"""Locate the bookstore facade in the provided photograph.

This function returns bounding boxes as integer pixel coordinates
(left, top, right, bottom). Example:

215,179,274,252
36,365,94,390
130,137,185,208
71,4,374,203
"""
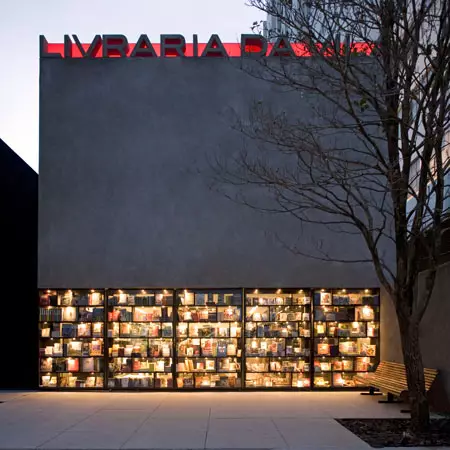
39,288,380,389
39,47,392,391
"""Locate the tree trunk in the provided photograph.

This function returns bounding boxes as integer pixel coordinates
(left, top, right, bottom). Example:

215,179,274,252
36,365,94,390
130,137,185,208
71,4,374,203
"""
398,316,430,432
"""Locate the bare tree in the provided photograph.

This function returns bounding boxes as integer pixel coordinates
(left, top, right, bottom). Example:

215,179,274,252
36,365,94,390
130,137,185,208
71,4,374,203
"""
211,0,450,431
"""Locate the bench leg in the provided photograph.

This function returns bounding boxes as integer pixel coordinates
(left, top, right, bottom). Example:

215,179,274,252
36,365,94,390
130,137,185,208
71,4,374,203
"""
361,387,382,396
378,393,403,404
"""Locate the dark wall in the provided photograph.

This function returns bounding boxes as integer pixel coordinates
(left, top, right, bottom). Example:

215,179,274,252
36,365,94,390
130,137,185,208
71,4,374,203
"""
380,266,450,412
39,58,386,289
0,139,38,389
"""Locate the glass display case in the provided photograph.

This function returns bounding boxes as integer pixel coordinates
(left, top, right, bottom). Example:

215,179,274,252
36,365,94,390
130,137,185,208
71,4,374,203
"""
313,289,380,388
39,287,380,390
38,289,105,388
106,289,174,389
175,290,242,388
244,290,311,388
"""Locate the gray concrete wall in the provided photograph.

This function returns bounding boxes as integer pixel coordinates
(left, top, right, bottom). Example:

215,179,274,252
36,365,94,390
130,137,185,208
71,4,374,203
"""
379,265,450,411
380,288,403,363
418,262,450,410
39,57,384,289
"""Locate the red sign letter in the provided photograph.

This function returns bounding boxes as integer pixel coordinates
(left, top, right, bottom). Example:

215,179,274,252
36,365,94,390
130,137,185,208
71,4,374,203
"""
201,34,228,58
130,35,157,58
269,37,295,57
241,34,268,57
161,34,186,57
102,34,129,58
40,36,62,58
72,35,102,58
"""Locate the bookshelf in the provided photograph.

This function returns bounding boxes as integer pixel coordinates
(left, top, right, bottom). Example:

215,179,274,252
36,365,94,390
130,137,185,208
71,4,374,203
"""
244,290,312,388
106,289,174,389
38,289,105,388
38,287,380,390
175,290,243,388
313,289,380,388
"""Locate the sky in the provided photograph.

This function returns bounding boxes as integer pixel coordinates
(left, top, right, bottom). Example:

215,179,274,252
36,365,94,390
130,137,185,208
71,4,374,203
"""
0,0,265,172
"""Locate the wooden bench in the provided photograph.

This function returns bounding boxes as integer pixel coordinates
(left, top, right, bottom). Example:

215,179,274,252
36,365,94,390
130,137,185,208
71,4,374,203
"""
354,361,438,407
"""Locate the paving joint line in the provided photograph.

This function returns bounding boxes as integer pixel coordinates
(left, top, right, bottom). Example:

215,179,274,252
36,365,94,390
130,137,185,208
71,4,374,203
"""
119,394,168,449
203,407,212,449
270,417,290,450
35,404,106,449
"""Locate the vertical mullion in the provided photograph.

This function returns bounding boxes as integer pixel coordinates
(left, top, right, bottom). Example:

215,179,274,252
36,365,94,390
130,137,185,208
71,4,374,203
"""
103,289,108,391
172,289,178,390
241,288,245,390
309,288,314,390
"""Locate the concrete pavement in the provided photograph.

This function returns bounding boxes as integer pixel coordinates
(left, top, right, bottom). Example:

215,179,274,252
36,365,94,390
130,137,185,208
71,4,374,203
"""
0,391,441,449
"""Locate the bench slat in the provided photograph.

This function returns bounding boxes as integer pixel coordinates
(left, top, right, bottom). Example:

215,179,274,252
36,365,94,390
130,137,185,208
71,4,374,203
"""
357,361,438,398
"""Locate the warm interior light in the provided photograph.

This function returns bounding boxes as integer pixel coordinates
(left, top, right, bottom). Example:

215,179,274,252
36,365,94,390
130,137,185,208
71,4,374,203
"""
91,289,95,293
362,305,372,318
276,289,282,294
321,289,325,292
365,289,369,293
163,289,168,294
141,290,146,294
298,290,303,293
342,289,346,293
254,289,258,294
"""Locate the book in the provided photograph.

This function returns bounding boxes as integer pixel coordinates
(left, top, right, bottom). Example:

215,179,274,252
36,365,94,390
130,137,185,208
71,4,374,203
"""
120,323,131,336
61,291,73,306
93,322,103,337
320,292,332,305
78,308,93,321
195,293,207,305
62,307,77,322
227,343,236,356
85,376,96,387
82,357,95,372
67,358,79,372
62,324,76,338
41,358,53,371
89,292,102,306
41,327,51,338
90,340,102,356
53,343,63,356
78,323,91,337
93,308,104,321
317,343,330,355
51,323,61,337
217,342,227,357
356,306,375,321
68,341,82,356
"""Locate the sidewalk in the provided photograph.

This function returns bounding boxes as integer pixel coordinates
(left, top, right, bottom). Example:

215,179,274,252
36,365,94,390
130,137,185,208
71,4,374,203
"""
0,391,438,449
